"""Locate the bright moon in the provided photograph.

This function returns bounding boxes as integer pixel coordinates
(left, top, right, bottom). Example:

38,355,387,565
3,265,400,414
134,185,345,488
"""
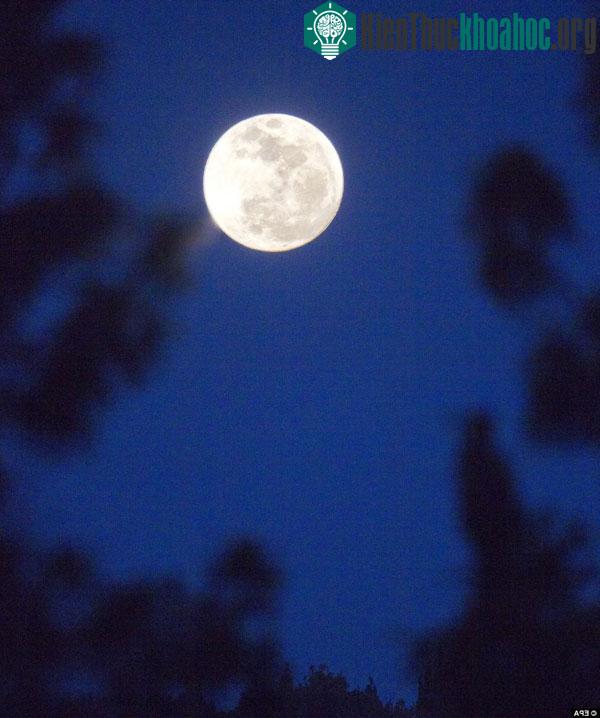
203,114,343,252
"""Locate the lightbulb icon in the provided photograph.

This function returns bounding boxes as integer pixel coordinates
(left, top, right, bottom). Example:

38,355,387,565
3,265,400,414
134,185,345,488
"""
312,6,352,60
304,2,356,61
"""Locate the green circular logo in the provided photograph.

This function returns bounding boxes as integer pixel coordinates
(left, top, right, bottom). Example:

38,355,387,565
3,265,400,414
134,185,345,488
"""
304,2,356,60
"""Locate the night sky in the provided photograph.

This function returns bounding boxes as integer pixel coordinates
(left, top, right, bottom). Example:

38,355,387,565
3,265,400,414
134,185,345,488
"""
19,0,600,701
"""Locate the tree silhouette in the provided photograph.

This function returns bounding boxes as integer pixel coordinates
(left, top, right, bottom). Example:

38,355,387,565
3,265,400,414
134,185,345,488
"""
0,0,192,460
467,147,572,306
464,49,600,444
414,413,600,718
10,4,600,716
0,534,283,717
0,7,417,716
0,4,294,716
466,142,600,443
413,50,600,712
233,664,413,718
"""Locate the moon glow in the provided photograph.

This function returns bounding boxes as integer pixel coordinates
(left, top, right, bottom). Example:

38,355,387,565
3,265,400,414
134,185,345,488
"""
203,114,343,252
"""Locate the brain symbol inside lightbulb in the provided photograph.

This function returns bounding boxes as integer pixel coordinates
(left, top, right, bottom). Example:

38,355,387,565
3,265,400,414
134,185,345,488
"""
314,11,347,60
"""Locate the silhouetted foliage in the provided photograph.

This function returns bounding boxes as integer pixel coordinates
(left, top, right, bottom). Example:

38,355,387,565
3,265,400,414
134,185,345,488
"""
414,414,600,718
4,3,598,717
0,6,414,717
0,533,284,717
232,665,413,718
467,147,572,306
527,324,600,442
466,135,600,442
0,0,191,456
0,531,418,716
0,3,291,716
414,38,600,714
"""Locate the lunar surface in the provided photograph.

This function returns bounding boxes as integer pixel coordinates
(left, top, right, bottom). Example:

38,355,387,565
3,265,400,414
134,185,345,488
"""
203,114,343,251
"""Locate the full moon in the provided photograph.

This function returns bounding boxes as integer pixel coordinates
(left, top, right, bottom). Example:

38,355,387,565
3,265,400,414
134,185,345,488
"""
203,114,343,252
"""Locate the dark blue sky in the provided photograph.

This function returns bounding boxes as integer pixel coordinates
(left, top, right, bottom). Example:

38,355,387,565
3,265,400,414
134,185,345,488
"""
20,0,600,701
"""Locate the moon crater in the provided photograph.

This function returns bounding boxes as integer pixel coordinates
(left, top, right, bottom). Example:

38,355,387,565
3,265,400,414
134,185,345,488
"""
203,114,344,251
